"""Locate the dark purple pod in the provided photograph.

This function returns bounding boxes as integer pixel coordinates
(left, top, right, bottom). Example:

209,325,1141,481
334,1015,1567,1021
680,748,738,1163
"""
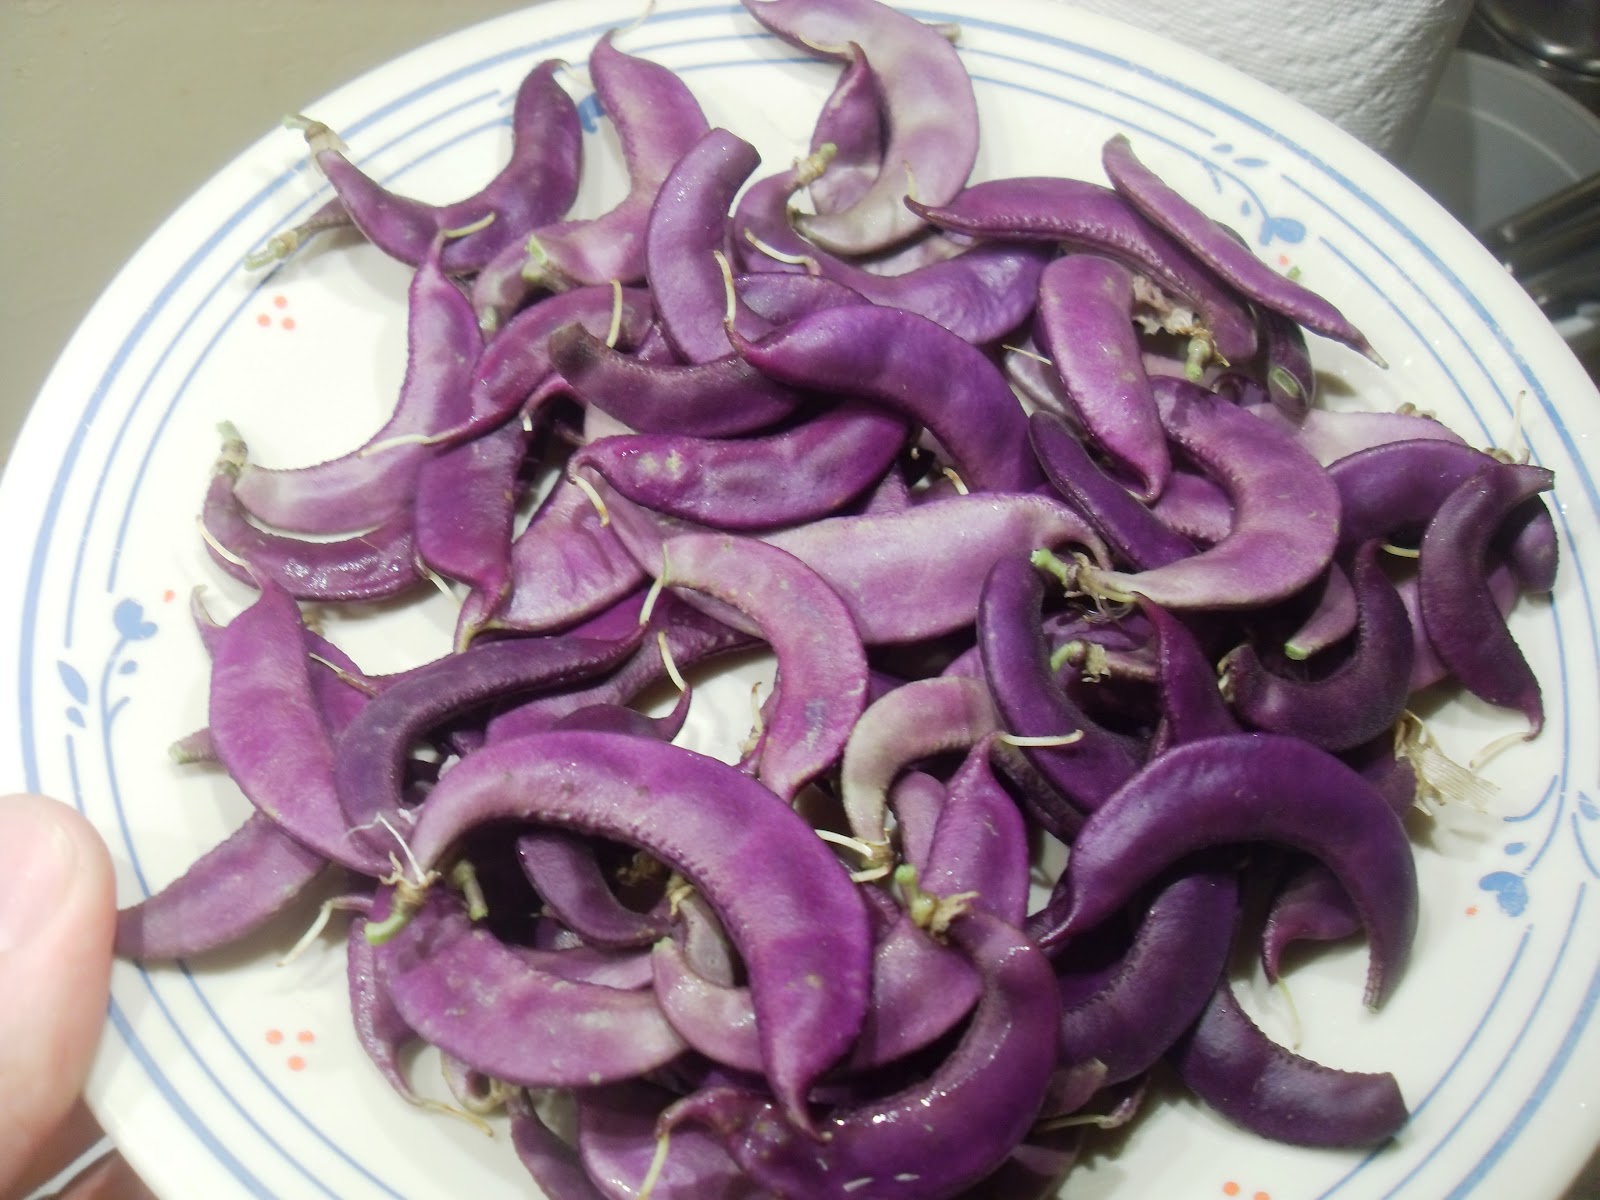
347,909,422,1108
922,736,1031,927
576,1081,767,1200
1418,462,1553,733
1037,732,1418,1009
909,178,1259,364
517,830,670,949
507,1091,609,1200
977,555,1144,816
740,0,978,255
402,730,872,1133
1142,599,1239,755
1221,542,1414,752
1169,980,1408,1146
1029,409,1195,571
379,895,688,1087
1101,134,1379,362
1260,307,1315,415
569,402,907,532
1149,467,1233,546
1056,866,1238,1085
805,41,882,215
662,908,1059,1199
1034,254,1168,499
1078,379,1340,610
731,304,1041,493
1282,560,1358,661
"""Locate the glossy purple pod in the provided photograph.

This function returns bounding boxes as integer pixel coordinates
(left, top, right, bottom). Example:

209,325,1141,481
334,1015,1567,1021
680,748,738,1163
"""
1221,542,1415,752
922,736,1031,927
1149,467,1233,546
908,178,1259,364
1034,254,1168,499
732,304,1040,493
1056,866,1238,1085
805,41,882,215
379,895,688,1087
506,1091,609,1200
1169,980,1408,1146
1102,134,1379,363
576,1081,767,1200
1038,732,1418,1009
1078,379,1340,610
402,730,872,1132
569,402,907,532
1260,306,1315,415
740,0,978,255
662,908,1059,1199
233,242,483,534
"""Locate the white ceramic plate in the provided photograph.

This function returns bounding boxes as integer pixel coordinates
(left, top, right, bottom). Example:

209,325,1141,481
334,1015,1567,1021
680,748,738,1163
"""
2,1,1597,1196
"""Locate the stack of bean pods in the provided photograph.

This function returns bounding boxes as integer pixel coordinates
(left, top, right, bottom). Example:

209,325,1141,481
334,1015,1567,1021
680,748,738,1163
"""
118,0,1560,1196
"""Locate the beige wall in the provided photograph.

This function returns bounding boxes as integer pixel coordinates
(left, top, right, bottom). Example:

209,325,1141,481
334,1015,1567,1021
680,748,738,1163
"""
0,0,533,464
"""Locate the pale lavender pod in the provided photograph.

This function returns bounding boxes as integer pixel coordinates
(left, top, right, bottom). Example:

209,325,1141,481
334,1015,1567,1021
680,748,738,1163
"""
739,0,978,254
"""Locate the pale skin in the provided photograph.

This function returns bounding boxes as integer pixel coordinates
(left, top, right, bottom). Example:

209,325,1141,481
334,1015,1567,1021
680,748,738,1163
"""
0,794,151,1200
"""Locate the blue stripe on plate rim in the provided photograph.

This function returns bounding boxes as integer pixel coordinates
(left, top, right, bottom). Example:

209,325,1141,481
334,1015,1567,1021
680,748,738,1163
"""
12,3,1597,1194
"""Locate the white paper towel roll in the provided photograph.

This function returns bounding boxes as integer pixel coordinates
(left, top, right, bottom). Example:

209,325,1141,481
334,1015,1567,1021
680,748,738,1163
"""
1059,0,1474,155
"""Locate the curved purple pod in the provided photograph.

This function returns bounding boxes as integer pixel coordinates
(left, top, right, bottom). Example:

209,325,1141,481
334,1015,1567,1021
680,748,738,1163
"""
379,897,688,1087
1327,438,1558,591
977,555,1143,816
603,489,1104,645
806,41,882,215
732,305,1040,493
1418,462,1554,733
1221,543,1415,752
1142,599,1239,755
576,1082,768,1200
1039,732,1418,1009
1149,467,1233,546
735,170,1051,345
1102,135,1379,363
1029,410,1195,573
909,178,1258,364
517,831,670,949
1260,307,1315,415
1400,561,1520,694
333,630,646,853
839,674,999,853
1034,254,1168,499
1078,379,1340,610
291,60,581,274
740,0,977,255
1169,979,1408,1146
662,908,1059,1199
507,1091,609,1200
208,579,391,874
489,475,648,636
113,812,330,960
653,532,871,801
569,403,906,532
347,908,422,1107
923,737,1031,927
1057,867,1238,1085
202,443,423,604
651,936,765,1073
1283,560,1358,661
234,244,483,534
890,769,946,871
1246,400,1466,466
523,33,711,289
415,419,527,650
403,730,873,1132
645,128,763,363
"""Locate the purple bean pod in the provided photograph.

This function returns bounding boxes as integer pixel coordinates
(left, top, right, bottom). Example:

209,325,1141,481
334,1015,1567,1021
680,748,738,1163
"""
290,60,581,274
1221,542,1415,751
805,41,882,215
1260,307,1315,415
1102,134,1379,363
1418,461,1554,733
402,730,872,1133
507,1091,610,1200
576,1081,768,1200
1148,467,1233,546
1034,254,1169,499
234,240,484,534
922,736,1031,927
517,831,670,949
1036,732,1417,1009
739,0,978,255
1282,560,1358,661
1077,379,1340,610
1142,599,1239,755
661,908,1059,1199
1168,979,1408,1146
347,907,424,1107
909,178,1259,364
1246,400,1466,465
731,304,1041,493
569,402,907,532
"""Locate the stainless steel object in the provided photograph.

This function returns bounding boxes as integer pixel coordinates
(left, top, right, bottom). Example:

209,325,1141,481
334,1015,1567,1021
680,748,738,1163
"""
1468,1,1600,112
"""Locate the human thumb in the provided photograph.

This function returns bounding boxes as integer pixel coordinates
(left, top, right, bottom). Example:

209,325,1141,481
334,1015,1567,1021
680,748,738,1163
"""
0,794,115,1192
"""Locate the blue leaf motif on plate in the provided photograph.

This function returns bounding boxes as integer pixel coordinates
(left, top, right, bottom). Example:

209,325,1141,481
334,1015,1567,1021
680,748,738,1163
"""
113,599,158,641
1579,794,1597,821
577,92,605,134
1479,870,1529,917
1504,841,1527,855
58,661,89,705
1234,155,1268,168
1259,215,1306,246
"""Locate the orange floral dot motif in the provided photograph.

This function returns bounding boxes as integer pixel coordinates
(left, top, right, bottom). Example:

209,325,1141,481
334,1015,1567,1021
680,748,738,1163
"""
256,295,297,331
265,1028,315,1070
